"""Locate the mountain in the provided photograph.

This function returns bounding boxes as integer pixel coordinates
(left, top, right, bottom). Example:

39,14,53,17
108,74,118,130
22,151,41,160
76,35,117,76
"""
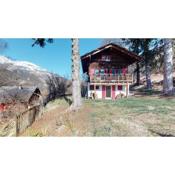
0,56,71,103
0,56,46,71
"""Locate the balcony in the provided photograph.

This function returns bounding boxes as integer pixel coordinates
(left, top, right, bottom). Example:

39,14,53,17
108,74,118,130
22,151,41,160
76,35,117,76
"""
90,74,133,84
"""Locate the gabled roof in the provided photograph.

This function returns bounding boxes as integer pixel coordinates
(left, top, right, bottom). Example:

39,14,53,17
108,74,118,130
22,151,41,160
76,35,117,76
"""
81,43,142,73
81,43,142,61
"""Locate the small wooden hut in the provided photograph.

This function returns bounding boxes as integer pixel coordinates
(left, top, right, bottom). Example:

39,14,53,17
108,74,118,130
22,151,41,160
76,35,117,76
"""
0,86,43,119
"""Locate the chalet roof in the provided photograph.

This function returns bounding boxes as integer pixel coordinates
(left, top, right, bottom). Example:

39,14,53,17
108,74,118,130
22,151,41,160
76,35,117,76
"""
0,86,41,104
81,43,143,73
81,43,142,60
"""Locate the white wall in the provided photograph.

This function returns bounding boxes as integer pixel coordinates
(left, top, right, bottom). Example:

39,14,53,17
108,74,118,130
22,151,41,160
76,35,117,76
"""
96,86,102,99
115,85,127,96
88,84,102,99
88,84,130,99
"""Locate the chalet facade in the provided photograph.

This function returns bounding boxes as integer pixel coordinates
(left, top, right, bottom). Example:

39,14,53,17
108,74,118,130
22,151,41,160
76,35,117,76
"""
81,43,142,99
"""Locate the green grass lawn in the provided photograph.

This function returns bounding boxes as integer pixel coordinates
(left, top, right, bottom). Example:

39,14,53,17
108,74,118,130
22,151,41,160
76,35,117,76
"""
89,97,175,115
84,97,175,136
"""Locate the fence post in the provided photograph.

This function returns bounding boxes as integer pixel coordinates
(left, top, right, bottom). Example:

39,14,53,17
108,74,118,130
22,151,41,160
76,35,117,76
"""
16,114,20,136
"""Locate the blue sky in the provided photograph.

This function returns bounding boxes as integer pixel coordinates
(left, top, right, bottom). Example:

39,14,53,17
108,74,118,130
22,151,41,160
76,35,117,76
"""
1,39,102,78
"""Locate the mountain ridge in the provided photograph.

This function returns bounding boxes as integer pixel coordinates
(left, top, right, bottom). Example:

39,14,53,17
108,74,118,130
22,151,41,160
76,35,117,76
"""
0,56,71,103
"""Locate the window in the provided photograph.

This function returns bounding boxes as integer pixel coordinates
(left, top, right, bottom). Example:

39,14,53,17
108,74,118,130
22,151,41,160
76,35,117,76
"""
90,85,94,90
96,86,100,90
100,69,104,74
90,85,99,90
118,85,123,91
95,69,99,75
101,55,111,62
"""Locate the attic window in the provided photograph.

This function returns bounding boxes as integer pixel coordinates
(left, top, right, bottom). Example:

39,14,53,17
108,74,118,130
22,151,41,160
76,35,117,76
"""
101,55,111,62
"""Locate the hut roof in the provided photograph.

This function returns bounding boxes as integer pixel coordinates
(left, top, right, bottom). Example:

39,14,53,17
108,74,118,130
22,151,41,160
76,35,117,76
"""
0,86,41,104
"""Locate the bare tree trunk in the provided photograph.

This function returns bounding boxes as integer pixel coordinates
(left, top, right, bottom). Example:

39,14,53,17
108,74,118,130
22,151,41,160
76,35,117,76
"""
136,63,140,86
163,39,174,95
70,38,82,110
145,59,152,90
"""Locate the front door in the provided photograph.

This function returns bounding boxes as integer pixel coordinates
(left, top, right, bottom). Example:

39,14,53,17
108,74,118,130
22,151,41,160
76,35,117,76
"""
106,86,111,98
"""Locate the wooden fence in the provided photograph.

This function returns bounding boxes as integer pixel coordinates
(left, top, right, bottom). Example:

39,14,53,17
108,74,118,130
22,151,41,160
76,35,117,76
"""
15,94,71,136
16,104,43,136
0,94,71,136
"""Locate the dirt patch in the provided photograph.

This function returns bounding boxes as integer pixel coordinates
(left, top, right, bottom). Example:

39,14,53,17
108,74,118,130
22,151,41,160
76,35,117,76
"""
22,99,69,136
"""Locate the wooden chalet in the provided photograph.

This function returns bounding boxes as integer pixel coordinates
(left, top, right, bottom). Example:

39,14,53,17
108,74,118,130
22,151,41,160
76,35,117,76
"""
81,43,142,99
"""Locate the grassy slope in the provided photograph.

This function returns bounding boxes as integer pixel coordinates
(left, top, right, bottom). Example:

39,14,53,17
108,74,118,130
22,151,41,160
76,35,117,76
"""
87,97,175,136
23,96,175,137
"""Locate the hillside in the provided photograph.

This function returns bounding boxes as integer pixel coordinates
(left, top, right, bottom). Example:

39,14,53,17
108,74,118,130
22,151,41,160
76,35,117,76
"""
0,56,71,103
22,97,175,137
132,57,175,91
151,57,175,85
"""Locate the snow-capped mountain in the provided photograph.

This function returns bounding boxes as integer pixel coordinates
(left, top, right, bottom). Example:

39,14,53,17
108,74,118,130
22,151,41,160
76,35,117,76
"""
0,56,71,103
0,56,47,72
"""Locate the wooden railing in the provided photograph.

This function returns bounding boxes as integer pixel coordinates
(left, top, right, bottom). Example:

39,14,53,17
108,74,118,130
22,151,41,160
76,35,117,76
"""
90,73,133,83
